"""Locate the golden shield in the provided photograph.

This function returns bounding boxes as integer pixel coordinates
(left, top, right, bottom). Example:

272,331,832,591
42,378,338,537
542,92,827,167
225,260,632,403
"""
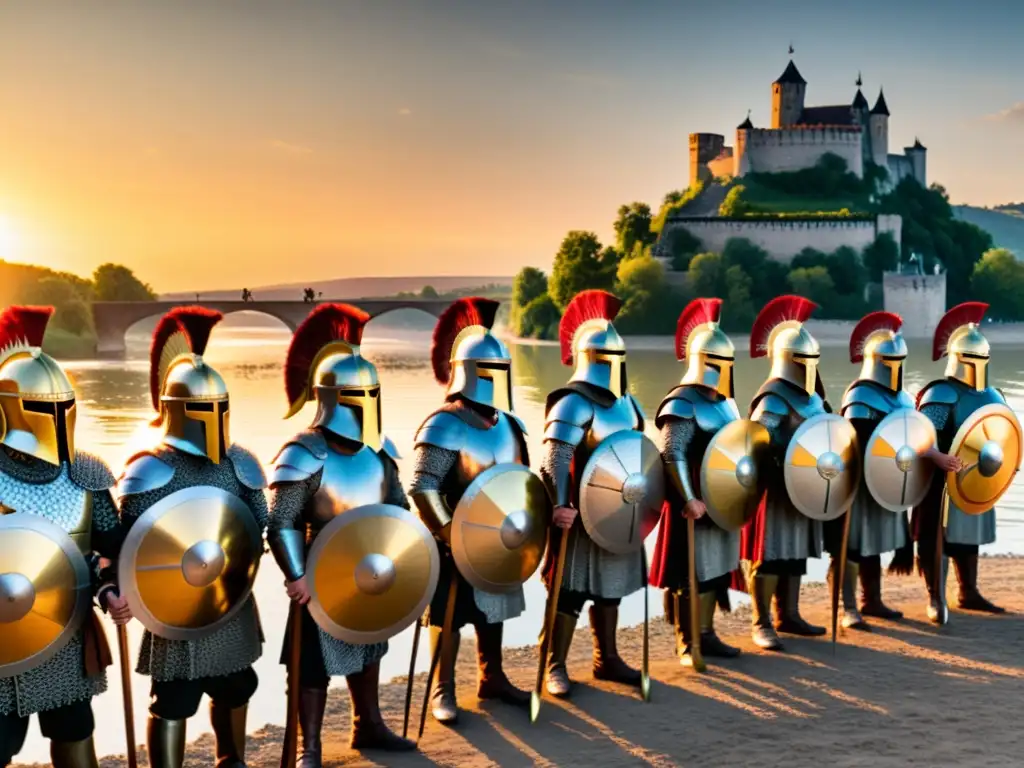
451,464,550,594
119,486,263,641
579,430,666,555
784,414,860,521
947,403,1023,515
0,513,92,678
864,408,937,512
699,419,770,531
306,503,439,644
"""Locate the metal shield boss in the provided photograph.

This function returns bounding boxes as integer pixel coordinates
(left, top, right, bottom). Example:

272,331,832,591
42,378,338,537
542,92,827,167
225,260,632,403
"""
864,408,937,512
306,504,439,644
451,464,550,594
946,402,1023,514
579,430,666,555
0,513,92,678
699,419,771,531
119,486,263,641
784,414,860,521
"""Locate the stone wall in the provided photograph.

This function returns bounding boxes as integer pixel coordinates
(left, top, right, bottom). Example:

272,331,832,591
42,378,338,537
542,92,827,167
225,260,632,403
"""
736,127,864,178
689,133,725,186
882,272,945,339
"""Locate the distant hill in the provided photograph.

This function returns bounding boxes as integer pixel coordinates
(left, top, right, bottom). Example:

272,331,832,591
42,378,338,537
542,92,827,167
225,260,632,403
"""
162,275,514,302
954,206,1024,257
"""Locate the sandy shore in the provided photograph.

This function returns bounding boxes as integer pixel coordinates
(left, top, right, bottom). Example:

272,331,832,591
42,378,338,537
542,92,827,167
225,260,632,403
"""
25,556,1024,768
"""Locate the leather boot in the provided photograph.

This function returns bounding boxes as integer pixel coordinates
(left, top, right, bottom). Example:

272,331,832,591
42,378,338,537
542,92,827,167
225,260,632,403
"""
297,686,326,768
775,575,826,636
859,555,902,620
147,716,186,768
954,553,1005,613
475,622,529,707
699,591,740,658
921,551,949,625
50,737,99,768
837,560,869,631
544,612,576,698
589,603,641,687
674,590,695,666
210,701,247,767
428,626,459,725
348,661,416,751
750,573,783,650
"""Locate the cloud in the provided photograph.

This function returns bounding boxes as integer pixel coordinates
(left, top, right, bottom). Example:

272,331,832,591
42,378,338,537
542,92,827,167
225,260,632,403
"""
398,108,412,117
268,139,314,155
983,102,1024,122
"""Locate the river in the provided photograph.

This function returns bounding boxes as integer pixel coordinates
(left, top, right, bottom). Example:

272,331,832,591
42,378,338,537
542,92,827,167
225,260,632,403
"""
14,312,1024,762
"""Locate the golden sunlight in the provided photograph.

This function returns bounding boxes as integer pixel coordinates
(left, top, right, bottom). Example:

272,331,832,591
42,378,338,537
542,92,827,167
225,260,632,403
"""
0,215,19,260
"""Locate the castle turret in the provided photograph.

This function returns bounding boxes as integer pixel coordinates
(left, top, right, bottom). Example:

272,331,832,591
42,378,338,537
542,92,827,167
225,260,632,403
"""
771,60,806,128
906,137,926,186
735,113,753,177
689,132,725,186
869,88,890,168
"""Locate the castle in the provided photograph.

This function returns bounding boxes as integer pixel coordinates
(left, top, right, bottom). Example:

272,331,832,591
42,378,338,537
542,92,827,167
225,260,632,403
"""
689,58,927,188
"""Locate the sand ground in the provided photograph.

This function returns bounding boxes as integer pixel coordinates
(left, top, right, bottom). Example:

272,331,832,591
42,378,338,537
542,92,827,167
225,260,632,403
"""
26,557,1024,768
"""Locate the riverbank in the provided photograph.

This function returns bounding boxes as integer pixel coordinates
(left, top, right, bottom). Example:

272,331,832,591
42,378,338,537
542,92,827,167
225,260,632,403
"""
51,556,1024,768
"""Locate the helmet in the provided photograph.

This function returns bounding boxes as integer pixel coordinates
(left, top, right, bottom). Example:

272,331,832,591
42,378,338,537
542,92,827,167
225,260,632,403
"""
675,298,734,398
0,306,76,466
284,303,382,449
431,298,512,413
850,311,907,391
150,307,228,463
750,295,820,395
559,290,626,398
933,302,990,391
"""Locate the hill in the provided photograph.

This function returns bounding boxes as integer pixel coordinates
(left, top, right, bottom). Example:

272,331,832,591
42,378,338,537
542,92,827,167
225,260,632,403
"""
162,275,513,302
954,206,1024,257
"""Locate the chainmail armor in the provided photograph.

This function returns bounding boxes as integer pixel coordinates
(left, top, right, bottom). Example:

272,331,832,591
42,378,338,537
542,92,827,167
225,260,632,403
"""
120,445,268,682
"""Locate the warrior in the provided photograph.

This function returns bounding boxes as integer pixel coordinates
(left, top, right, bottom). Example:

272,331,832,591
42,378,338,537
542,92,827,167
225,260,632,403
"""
267,303,415,762
0,306,131,768
743,295,827,651
539,289,645,697
117,307,268,768
409,297,530,725
650,298,741,665
825,312,912,629
914,302,1001,624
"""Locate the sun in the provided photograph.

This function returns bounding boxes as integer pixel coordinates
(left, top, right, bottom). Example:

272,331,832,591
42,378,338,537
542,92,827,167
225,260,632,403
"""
0,215,18,259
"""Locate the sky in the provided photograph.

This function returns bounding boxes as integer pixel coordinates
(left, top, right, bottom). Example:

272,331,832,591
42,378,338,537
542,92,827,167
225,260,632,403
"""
0,0,1020,292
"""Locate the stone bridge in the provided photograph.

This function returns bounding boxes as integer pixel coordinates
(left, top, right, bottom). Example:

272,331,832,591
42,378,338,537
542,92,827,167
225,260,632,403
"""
91,299,453,356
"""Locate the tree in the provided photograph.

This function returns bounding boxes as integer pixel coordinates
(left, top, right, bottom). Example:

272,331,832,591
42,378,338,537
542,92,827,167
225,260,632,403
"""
616,254,664,298
22,277,92,334
518,294,561,340
548,231,618,309
613,203,655,256
512,267,547,308
92,263,156,301
420,285,439,299
824,245,866,297
723,265,756,330
971,248,1024,320
719,185,751,217
661,226,702,271
688,252,725,297
787,266,837,307
862,233,899,282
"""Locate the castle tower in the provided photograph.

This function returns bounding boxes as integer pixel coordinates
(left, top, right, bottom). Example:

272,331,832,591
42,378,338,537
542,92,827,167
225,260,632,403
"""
853,76,871,165
869,88,890,169
689,132,725,186
906,138,927,186
734,113,753,177
771,60,806,128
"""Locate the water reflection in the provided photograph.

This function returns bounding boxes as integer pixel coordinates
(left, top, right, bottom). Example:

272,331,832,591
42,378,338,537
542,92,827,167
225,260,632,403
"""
15,316,1024,762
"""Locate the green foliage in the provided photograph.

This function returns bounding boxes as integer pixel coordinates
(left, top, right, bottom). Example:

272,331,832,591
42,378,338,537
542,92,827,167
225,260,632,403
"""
970,248,1024,320
548,231,619,309
718,185,751,217
748,153,867,200
517,294,561,340
652,181,705,234
660,226,702,271
420,285,439,298
862,233,900,282
92,263,156,302
22,277,93,334
512,267,547,308
788,266,837,306
615,255,691,335
613,203,656,256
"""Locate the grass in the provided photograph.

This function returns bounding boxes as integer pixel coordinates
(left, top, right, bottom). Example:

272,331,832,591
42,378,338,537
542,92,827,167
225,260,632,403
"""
736,179,871,215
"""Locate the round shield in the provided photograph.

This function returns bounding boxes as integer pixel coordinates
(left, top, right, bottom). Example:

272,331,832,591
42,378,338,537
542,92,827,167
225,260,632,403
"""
452,464,550,594
119,486,262,641
864,408,937,512
306,503,439,644
0,513,92,678
700,419,771,531
579,431,666,555
947,403,1023,515
784,413,861,521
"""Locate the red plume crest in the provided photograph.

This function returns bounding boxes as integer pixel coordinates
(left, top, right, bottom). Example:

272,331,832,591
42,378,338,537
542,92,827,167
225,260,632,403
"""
558,290,622,366
285,303,370,408
675,298,722,361
149,306,223,411
430,297,500,385
849,311,902,363
0,306,54,351
932,302,988,361
749,295,818,359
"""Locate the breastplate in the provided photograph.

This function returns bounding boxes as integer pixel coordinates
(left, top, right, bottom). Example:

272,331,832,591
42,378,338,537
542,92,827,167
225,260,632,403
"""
692,397,740,435
450,412,525,492
952,387,1006,433
0,467,92,553
585,396,641,451
309,445,387,528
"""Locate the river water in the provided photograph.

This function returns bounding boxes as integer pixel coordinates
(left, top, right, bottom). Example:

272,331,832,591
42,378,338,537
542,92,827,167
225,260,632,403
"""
14,313,1024,762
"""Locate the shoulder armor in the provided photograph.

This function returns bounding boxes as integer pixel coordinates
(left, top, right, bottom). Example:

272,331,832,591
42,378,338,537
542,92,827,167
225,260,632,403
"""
657,396,695,424
270,438,326,486
918,380,959,407
117,452,175,498
543,391,593,444
506,412,528,437
69,451,115,492
896,390,914,409
381,435,401,461
414,410,466,453
841,381,900,417
227,445,267,490
626,392,646,427
751,393,790,419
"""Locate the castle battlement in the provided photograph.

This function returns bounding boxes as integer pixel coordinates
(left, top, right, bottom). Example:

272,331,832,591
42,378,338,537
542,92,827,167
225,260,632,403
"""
741,126,862,146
